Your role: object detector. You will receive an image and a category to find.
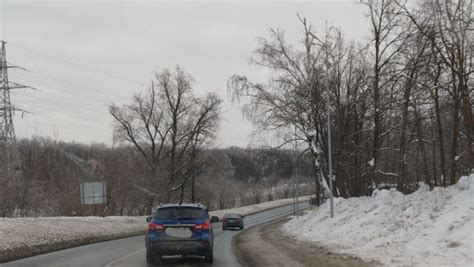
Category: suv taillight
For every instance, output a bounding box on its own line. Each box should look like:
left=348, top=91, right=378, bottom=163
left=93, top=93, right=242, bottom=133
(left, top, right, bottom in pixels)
left=192, top=221, right=210, bottom=231
left=148, top=222, right=166, bottom=232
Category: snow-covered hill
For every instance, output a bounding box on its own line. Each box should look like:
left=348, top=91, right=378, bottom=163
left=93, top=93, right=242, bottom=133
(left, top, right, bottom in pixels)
left=283, top=174, right=474, bottom=266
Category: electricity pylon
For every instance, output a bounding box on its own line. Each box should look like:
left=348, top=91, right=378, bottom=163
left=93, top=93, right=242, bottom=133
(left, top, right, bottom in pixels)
left=0, top=41, right=16, bottom=144
left=0, top=41, right=31, bottom=168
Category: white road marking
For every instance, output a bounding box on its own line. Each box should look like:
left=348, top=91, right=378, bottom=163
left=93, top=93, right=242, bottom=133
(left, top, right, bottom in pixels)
left=104, top=248, right=146, bottom=267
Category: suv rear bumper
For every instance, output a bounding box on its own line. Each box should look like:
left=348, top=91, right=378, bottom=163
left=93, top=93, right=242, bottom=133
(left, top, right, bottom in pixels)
left=147, top=240, right=211, bottom=256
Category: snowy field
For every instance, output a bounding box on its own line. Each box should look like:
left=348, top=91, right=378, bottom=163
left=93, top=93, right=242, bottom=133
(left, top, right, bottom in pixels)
left=283, top=174, right=474, bottom=266
left=0, top=196, right=308, bottom=262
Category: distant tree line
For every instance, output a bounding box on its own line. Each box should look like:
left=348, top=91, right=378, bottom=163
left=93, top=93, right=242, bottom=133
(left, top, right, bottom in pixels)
left=229, top=0, right=473, bottom=205
left=0, top=139, right=312, bottom=217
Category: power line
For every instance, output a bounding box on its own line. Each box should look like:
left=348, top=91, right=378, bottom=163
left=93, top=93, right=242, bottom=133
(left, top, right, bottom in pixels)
left=8, top=71, right=119, bottom=136
left=16, top=126, right=113, bottom=143
left=16, top=112, right=110, bottom=133
left=24, top=120, right=112, bottom=134
left=12, top=88, right=116, bottom=134
left=4, top=42, right=142, bottom=144
left=13, top=105, right=113, bottom=132
left=9, top=42, right=144, bottom=86
left=13, top=66, right=132, bottom=102
left=9, top=73, right=111, bottom=111
left=15, top=91, right=108, bottom=114
left=16, top=97, right=110, bottom=124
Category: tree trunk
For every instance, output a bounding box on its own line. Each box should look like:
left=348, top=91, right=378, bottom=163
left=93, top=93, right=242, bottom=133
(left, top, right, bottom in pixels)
left=191, top=174, right=196, bottom=203
left=179, top=182, right=185, bottom=204
left=459, top=78, right=473, bottom=170
left=414, top=107, right=431, bottom=188
left=449, top=72, right=461, bottom=185
left=398, top=79, right=412, bottom=191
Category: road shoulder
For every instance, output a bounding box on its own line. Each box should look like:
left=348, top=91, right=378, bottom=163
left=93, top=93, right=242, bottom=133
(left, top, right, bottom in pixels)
left=233, top=217, right=380, bottom=267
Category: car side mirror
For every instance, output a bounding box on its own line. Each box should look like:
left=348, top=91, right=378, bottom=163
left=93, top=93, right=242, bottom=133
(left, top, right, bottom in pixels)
left=146, top=216, right=153, bottom=223
left=210, top=216, right=219, bottom=223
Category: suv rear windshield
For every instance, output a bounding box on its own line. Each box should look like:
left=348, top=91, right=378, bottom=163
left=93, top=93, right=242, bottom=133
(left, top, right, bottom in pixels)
left=154, top=207, right=209, bottom=220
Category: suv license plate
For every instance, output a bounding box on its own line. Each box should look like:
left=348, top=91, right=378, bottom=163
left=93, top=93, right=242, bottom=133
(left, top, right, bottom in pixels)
left=165, top=227, right=192, bottom=238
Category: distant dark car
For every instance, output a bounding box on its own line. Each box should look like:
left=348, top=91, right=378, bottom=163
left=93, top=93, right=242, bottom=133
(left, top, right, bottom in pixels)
left=145, top=203, right=219, bottom=264
left=222, top=213, right=244, bottom=230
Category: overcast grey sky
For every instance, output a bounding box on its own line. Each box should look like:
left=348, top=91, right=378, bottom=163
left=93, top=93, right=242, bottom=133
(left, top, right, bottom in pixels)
left=0, top=0, right=368, bottom=147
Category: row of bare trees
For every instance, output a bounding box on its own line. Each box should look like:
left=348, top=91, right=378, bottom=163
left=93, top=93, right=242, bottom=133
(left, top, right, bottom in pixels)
left=229, top=0, right=472, bottom=204
left=0, top=139, right=312, bottom=217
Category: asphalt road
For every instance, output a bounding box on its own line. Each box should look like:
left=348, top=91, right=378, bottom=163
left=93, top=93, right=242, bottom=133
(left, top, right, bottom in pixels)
left=2, top=201, right=309, bottom=267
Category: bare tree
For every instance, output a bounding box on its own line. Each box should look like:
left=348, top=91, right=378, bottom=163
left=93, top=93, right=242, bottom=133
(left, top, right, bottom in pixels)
left=229, top=17, right=372, bottom=204
left=109, top=82, right=169, bottom=177
left=360, top=0, right=406, bottom=189
left=173, top=93, right=222, bottom=203
left=399, top=0, right=473, bottom=184
left=110, top=66, right=222, bottom=204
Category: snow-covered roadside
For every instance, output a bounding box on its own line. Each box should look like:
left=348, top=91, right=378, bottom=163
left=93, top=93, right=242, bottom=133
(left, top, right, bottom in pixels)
left=211, top=195, right=310, bottom=219
left=283, top=174, right=474, bottom=266
left=0, top=216, right=145, bottom=263
left=0, top=195, right=309, bottom=263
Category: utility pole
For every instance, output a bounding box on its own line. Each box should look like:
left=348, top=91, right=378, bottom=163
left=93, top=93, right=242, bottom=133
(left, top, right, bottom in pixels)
left=293, top=152, right=296, bottom=215
left=0, top=40, right=31, bottom=168
left=325, top=56, right=334, bottom=218
left=294, top=125, right=299, bottom=216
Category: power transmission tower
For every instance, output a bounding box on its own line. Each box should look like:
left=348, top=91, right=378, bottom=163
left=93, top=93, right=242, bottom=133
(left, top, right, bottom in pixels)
left=0, top=40, right=31, bottom=168
left=0, top=41, right=16, bottom=144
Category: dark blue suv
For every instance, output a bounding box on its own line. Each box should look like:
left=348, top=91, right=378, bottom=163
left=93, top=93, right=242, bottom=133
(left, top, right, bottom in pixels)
left=145, top=204, right=219, bottom=264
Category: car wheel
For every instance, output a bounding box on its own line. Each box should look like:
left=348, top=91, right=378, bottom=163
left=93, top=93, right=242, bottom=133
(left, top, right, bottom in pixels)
left=147, top=250, right=163, bottom=265
left=222, top=226, right=227, bottom=230
left=205, top=249, right=213, bottom=264
left=240, top=225, right=244, bottom=230
left=146, top=249, right=156, bottom=264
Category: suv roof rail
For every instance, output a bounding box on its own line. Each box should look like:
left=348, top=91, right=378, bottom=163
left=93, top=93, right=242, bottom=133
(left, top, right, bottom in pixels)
left=157, top=203, right=206, bottom=209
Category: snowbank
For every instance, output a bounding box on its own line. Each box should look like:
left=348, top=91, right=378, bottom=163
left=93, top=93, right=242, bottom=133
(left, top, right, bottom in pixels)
left=0, top=195, right=308, bottom=263
left=283, top=174, right=474, bottom=266
left=0, top=216, right=145, bottom=263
